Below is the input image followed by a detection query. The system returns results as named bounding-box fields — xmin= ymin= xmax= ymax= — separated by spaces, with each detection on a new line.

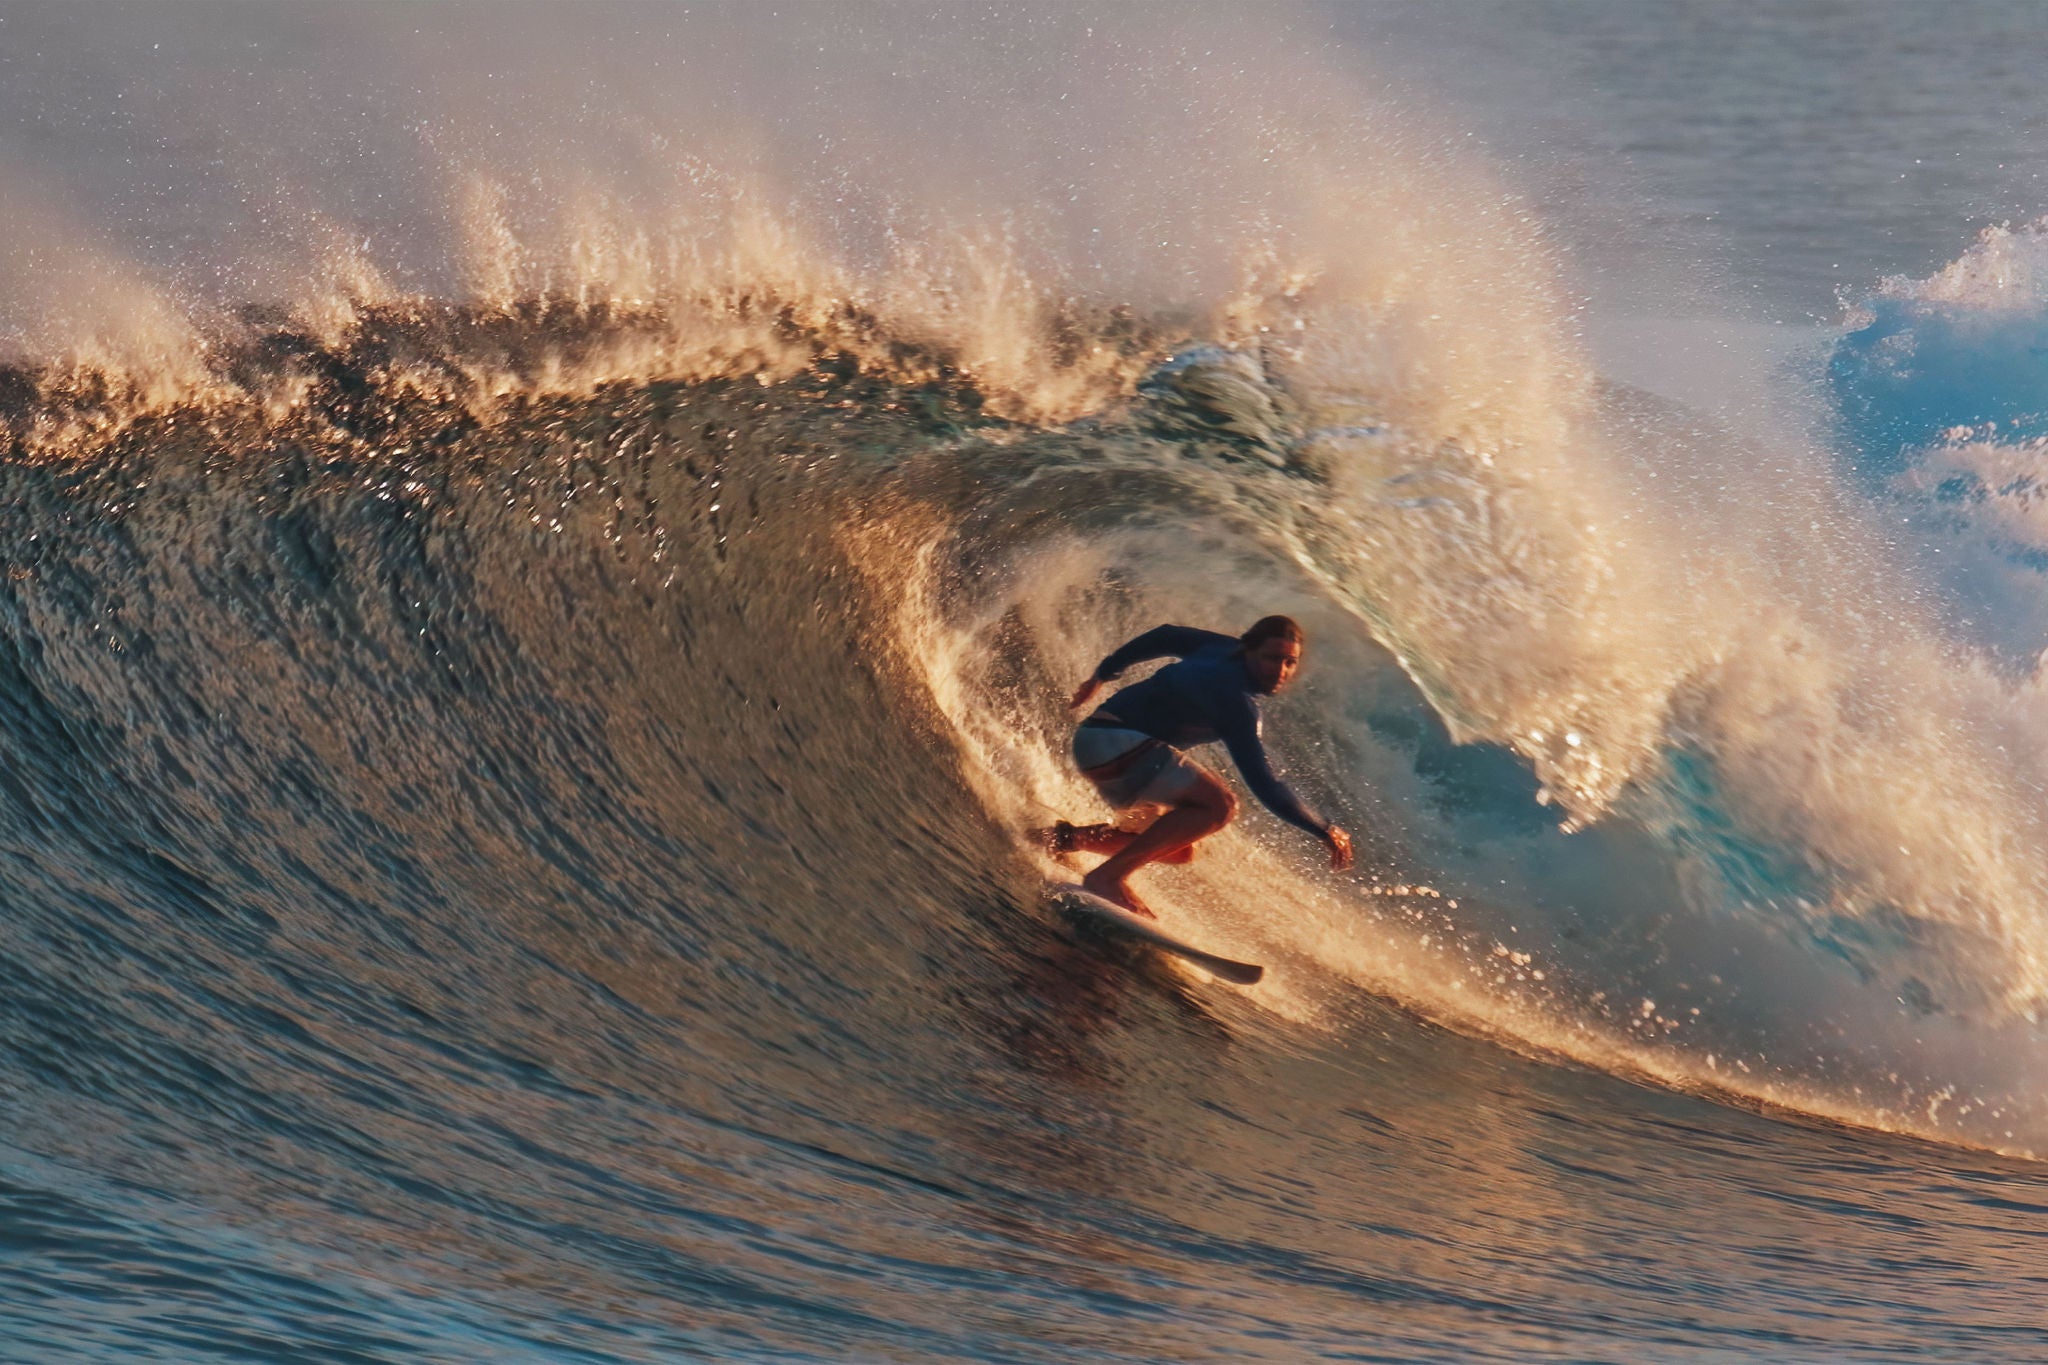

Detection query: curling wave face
xmin=3 ymin=249 xmax=2044 ymax=1183
xmin=0 ymin=212 xmax=2044 ymax=1357
xmin=8 ymin=6 xmax=2048 ymax=1357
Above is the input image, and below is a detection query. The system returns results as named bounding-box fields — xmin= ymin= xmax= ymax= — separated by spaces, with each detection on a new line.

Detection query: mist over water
xmin=4 ymin=3 xmax=2048 ymax=1360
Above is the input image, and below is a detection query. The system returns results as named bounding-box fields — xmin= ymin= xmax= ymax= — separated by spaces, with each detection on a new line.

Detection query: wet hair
xmin=1238 ymin=615 xmax=1305 ymax=653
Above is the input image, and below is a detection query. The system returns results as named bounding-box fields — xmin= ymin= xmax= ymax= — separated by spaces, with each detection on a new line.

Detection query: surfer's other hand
xmin=1068 ymin=676 xmax=1102 ymax=710
xmin=1325 ymin=825 xmax=1353 ymax=871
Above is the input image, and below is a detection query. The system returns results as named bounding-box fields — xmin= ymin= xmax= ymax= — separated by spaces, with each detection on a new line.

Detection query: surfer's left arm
xmin=1069 ymin=624 xmax=1236 ymax=708
xmin=1219 ymin=702 xmax=1354 ymax=869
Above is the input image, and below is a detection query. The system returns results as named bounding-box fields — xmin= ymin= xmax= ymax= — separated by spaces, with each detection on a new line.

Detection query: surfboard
xmin=1048 ymin=884 xmax=1265 ymax=985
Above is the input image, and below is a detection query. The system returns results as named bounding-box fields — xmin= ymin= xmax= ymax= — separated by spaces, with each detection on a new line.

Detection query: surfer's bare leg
xmin=1066 ymin=822 xmax=1197 ymax=864
xmin=1081 ymin=771 xmax=1237 ymax=914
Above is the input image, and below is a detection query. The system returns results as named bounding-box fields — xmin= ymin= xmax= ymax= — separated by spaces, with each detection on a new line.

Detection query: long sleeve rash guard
xmin=1088 ymin=625 xmax=1330 ymax=838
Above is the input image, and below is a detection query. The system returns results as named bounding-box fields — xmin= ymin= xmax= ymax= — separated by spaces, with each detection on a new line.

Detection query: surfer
xmin=1045 ymin=615 xmax=1352 ymax=916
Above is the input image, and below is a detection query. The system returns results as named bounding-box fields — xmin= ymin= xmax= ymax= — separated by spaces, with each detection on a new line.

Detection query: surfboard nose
xmin=1048 ymin=883 xmax=1265 ymax=986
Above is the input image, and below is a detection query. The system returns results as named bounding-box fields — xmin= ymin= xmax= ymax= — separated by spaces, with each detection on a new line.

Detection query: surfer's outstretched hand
xmin=1325 ymin=825 xmax=1354 ymax=871
xmin=1068 ymin=676 xmax=1102 ymax=710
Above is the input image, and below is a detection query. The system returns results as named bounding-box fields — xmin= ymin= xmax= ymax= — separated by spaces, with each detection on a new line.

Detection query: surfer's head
xmin=1238 ymin=615 xmax=1305 ymax=694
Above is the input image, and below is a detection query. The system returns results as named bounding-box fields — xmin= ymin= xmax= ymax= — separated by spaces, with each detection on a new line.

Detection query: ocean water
xmin=4 ymin=3 xmax=2048 ymax=1360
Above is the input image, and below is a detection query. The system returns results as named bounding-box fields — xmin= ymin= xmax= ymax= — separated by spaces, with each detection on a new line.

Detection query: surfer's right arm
xmin=1091 ymin=625 xmax=1237 ymax=683
xmin=1069 ymin=625 xmax=1235 ymax=709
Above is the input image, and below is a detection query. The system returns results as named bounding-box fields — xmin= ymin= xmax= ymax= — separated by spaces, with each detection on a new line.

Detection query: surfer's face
xmin=1245 ymin=636 xmax=1302 ymax=695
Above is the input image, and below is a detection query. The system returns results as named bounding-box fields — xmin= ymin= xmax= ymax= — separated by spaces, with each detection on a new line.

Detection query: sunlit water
xmin=3 ymin=4 xmax=2048 ymax=1361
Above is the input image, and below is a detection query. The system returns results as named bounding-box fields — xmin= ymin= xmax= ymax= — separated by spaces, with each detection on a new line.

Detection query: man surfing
xmin=1044 ymin=615 xmax=1352 ymax=916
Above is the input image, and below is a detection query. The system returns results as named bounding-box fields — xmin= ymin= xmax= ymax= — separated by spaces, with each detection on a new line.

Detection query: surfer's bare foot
xmin=1035 ymin=821 xmax=1127 ymax=858
xmin=1081 ymin=869 xmax=1154 ymax=918
xmin=1032 ymin=822 xmax=1076 ymax=855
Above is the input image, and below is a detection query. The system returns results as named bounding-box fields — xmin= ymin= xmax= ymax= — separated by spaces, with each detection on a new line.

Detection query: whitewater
xmin=3 ymin=3 xmax=2048 ymax=1360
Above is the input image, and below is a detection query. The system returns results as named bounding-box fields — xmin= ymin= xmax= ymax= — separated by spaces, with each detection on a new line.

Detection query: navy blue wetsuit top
xmin=1088 ymin=625 xmax=1329 ymax=837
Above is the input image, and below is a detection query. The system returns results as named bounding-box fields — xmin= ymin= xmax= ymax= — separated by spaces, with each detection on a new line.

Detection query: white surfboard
xmin=1049 ymin=883 xmax=1265 ymax=986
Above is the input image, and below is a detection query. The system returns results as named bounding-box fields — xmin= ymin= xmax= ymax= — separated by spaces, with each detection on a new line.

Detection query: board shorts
xmin=1072 ymin=722 xmax=1206 ymax=811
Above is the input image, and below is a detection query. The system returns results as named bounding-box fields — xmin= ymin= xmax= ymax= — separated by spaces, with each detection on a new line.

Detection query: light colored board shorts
xmin=1072 ymin=725 xmax=1206 ymax=810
